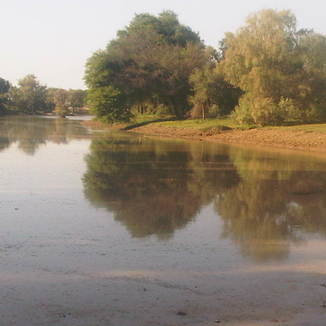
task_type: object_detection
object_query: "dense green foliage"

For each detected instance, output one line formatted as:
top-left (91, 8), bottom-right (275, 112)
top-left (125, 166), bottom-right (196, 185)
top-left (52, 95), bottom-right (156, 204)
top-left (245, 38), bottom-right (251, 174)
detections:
top-left (221, 10), bottom-right (326, 125)
top-left (3, 9), bottom-right (325, 126)
top-left (0, 75), bottom-right (86, 116)
top-left (47, 88), bottom-right (87, 117)
top-left (9, 75), bottom-right (51, 114)
top-left (85, 9), bottom-right (326, 126)
top-left (0, 77), bottom-right (11, 114)
top-left (189, 62), bottom-right (242, 118)
top-left (85, 11), bottom-right (207, 121)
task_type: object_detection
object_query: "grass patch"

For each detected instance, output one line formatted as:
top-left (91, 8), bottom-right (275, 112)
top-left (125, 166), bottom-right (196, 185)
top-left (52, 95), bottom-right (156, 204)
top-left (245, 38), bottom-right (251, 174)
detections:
top-left (130, 114), bottom-right (174, 124)
top-left (154, 118), bottom-right (254, 131)
top-left (88, 113), bottom-right (326, 135)
top-left (123, 115), bottom-right (256, 132)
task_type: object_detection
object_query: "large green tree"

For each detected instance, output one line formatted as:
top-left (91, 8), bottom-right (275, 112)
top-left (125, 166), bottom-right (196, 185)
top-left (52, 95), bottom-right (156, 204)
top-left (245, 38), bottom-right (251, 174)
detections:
top-left (47, 88), bottom-right (87, 117)
top-left (10, 75), bottom-right (51, 114)
top-left (85, 11), bottom-right (206, 122)
top-left (189, 49), bottom-right (242, 119)
top-left (68, 89), bottom-right (87, 111)
top-left (47, 88), bottom-right (70, 117)
top-left (220, 9), bottom-right (326, 125)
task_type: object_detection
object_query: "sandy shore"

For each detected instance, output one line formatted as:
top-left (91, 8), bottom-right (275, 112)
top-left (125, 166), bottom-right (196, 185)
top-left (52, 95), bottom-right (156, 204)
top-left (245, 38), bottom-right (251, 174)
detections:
top-left (128, 124), bottom-right (326, 154)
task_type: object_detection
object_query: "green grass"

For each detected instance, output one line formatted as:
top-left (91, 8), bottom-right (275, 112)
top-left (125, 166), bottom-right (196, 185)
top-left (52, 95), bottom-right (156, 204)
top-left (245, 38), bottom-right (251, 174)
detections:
top-left (126, 114), bottom-right (326, 134)
top-left (130, 114), bottom-right (173, 124)
top-left (154, 118), bottom-right (253, 131)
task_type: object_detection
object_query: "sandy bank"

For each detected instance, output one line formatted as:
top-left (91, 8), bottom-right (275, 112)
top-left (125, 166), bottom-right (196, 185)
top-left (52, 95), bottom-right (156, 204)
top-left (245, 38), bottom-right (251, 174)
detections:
top-left (128, 124), bottom-right (326, 154)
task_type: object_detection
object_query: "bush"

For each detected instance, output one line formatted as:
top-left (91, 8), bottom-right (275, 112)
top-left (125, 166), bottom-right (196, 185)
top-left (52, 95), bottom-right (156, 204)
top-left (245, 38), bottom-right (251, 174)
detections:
top-left (87, 86), bottom-right (132, 123)
top-left (232, 93), bottom-right (288, 126)
top-left (278, 98), bottom-right (326, 123)
top-left (251, 97), bottom-right (284, 126)
top-left (278, 97), bottom-right (303, 121)
top-left (232, 94), bottom-right (311, 126)
top-left (303, 105), bottom-right (326, 123)
top-left (231, 96), bottom-right (254, 125)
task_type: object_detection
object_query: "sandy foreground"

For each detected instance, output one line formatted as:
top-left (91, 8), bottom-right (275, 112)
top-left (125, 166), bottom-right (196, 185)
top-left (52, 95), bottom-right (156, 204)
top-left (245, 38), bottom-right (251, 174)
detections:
top-left (2, 263), bottom-right (326, 326)
top-left (128, 124), bottom-right (326, 154)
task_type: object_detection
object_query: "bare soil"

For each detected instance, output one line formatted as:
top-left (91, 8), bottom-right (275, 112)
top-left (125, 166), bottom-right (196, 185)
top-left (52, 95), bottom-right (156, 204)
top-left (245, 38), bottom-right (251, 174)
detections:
top-left (130, 124), bottom-right (326, 154)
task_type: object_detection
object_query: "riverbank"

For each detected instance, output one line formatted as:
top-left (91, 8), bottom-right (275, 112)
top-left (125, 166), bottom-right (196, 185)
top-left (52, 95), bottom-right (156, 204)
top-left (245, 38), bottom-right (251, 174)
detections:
top-left (83, 118), bottom-right (326, 154)
top-left (132, 123), bottom-right (326, 154)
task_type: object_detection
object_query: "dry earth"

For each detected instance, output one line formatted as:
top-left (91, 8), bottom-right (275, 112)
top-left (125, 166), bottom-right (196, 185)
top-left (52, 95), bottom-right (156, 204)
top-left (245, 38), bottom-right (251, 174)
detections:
top-left (130, 124), bottom-right (326, 154)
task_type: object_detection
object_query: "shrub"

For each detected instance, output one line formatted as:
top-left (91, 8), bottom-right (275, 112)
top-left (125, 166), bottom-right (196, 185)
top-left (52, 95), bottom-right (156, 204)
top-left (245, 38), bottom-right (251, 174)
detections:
top-left (231, 96), bottom-right (254, 125)
top-left (278, 97), bottom-right (303, 121)
top-left (232, 93), bottom-right (287, 126)
top-left (232, 94), bottom-right (311, 126)
top-left (87, 86), bottom-right (132, 123)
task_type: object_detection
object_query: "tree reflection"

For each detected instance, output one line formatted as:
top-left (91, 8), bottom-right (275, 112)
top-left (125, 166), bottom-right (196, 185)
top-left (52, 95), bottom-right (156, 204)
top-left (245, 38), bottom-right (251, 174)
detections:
top-left (216, 148), bottom-right (326, 261)
top-left (83, 136), bottom-right (239, 239)
top-left (83, 134), bottom-right (326, 261)
top-left (0, 115), bottom-right (90, 155)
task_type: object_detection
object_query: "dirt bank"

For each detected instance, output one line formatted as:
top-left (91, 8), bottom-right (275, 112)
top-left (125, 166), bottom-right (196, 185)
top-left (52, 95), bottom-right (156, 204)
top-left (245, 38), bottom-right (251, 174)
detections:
top-left (129, 124), bottom-right (326, 153)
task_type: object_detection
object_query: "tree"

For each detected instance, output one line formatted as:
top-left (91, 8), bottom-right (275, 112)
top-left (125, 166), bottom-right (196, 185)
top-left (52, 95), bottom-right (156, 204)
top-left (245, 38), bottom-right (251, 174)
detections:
top-left (11, 75), bottom-right (50, 114)
top-left (85, 11), bottom-right (206, 122)
top-left (47, 88), bottom-right (87, 116)
top-left (296, 31), bottom-right (326, 120)
top-left (220, 9), bottom-right (326, 125)
top-left (87, 86), bottom-right (131, 123)
top-left (50, 88), bottom-right (70, 117)
top-left (189, 63), bottom-right (242, 119)
top-left (68, 89), bottom-right (86, 111)
top-left (0, 77), bottom-right (11, 114)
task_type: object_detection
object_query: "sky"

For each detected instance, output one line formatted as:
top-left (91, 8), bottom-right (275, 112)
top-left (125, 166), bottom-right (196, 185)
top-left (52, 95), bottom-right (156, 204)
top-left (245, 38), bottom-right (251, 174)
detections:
top-left (1, 0), bottom-right (325, 89)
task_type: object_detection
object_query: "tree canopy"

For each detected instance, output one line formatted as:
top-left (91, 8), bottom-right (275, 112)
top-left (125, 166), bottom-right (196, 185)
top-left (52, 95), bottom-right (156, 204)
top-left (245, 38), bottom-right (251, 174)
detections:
top-left (0, 74), bottom-right (87, 116)
top-left (2, 8), bottom-right (325, 127)
top-left (220, 9), bottom-right (326, 125)
top-left (85, 8), bottom-right (325, 126)
top-left (85, 10), bottom-right (207, 121)
top-left (9, 74), bottom-right (51, 114)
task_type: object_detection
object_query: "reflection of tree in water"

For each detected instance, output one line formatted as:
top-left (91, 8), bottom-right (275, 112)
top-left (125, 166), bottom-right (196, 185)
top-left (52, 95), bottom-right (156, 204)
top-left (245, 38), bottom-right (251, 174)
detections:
top-left (83, 134), bottom-right (326, 260)
top-left (216, 148), bottom-right (326, 261)
top-left (83, 136), bottom-right (239, 239)
top-left (0, 116), bottom-right (90, 155)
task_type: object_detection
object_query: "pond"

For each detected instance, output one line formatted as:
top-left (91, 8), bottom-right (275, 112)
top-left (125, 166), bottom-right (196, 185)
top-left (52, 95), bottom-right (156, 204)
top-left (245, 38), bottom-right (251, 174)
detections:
top-left (0, 115), bottom-right (325, 326)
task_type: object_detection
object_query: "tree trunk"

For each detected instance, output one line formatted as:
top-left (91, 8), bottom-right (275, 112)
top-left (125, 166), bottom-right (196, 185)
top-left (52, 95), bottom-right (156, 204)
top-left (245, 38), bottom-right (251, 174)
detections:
top-left (202, 105), bottom-right (206, 120)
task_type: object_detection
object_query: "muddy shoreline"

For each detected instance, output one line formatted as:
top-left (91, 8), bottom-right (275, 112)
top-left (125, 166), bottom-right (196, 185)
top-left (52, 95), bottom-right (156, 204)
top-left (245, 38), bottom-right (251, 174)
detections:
top-left (131, 125), bottom-right (326, 154)
top-left (82, 120), bottom-right (326, 154)
top-left (128, 124), bottom-right (326, 154)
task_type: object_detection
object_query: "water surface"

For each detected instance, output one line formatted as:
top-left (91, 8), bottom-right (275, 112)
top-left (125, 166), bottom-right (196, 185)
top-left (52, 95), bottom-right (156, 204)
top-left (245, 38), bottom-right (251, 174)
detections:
top-left (0, 116), bottom-right (326, 326)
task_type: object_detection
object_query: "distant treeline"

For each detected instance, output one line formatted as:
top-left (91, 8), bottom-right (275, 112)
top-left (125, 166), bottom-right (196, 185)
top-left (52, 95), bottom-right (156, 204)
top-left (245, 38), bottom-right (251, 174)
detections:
top-left (85, 9), bottom-right (326, 126)
top-left (0, 74), bottom-right (87, 116)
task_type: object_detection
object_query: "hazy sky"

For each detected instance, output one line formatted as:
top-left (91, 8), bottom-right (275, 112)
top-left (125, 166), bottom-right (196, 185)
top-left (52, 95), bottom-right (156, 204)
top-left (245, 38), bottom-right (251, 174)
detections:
top-left (1, 0), bottom-right (325, 89)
